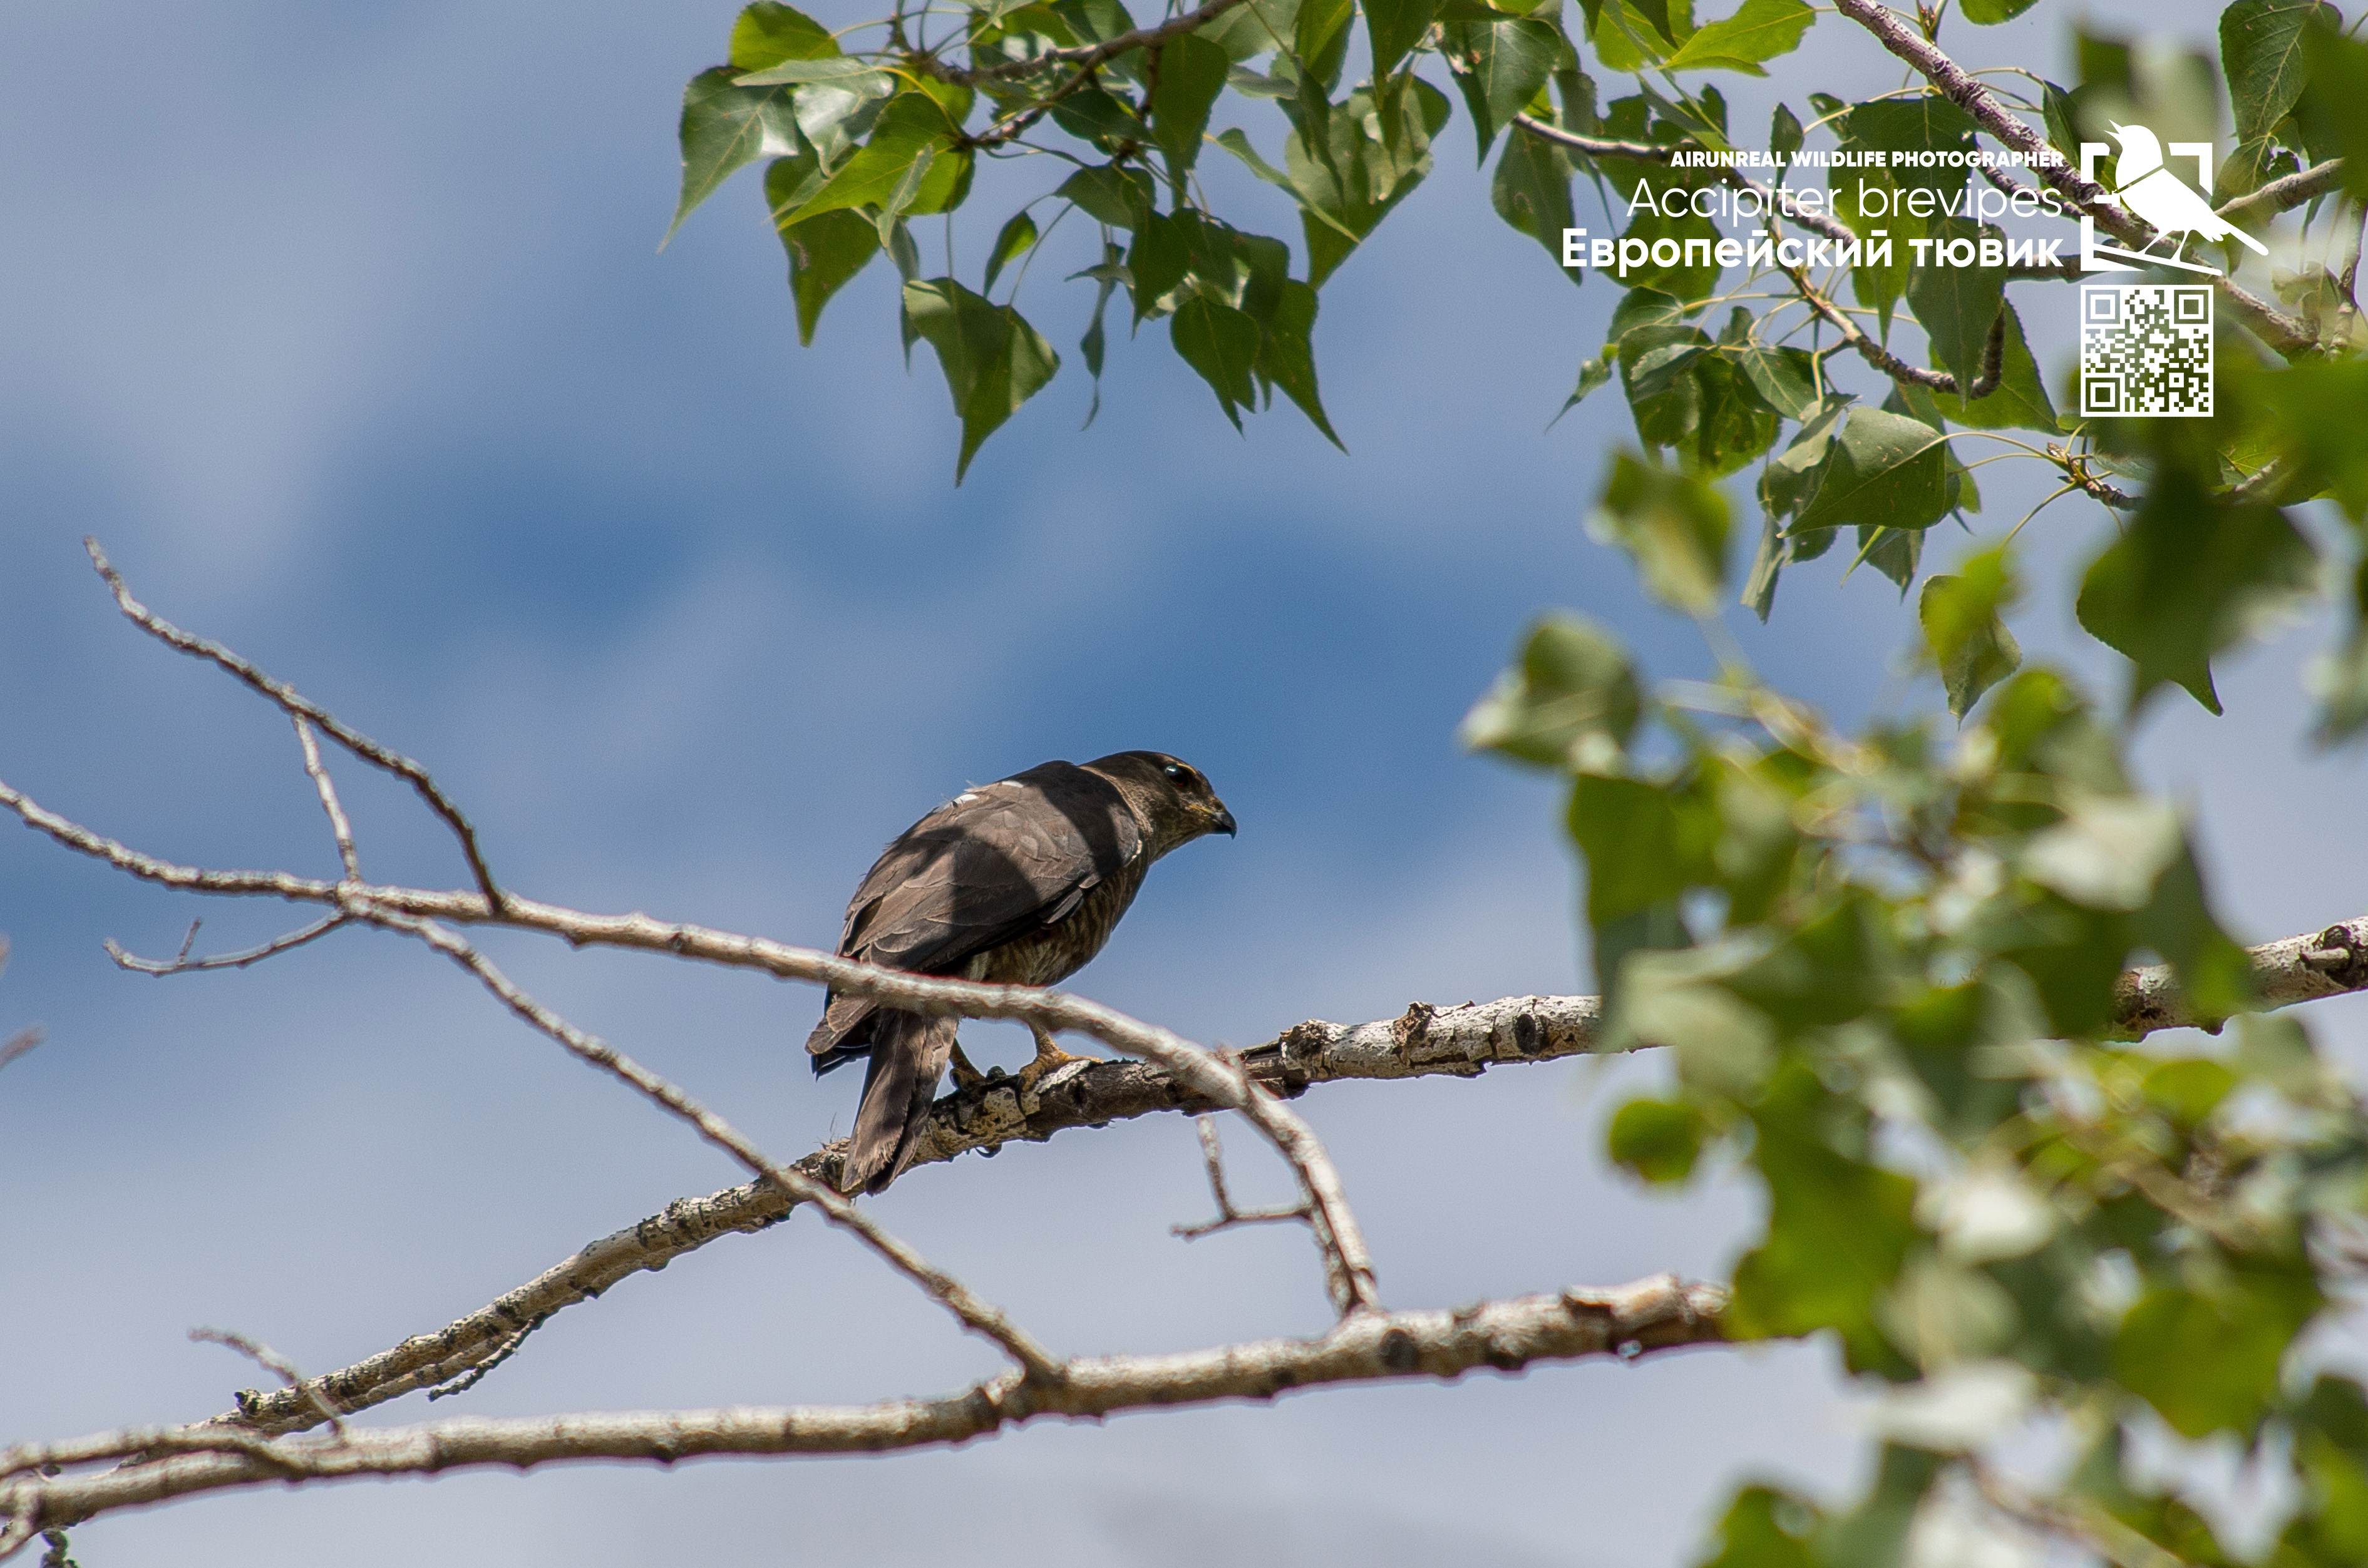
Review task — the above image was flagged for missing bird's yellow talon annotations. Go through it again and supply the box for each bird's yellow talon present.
[949,1043,988,1092]
[1016,1025,1101,1095]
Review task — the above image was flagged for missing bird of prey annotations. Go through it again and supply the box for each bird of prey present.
[2108,122,2269,259]
[808,751,1237,1194]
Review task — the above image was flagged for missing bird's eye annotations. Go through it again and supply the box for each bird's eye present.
[1162,762,1186,781]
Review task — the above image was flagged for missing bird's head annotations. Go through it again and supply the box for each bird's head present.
[1085,751,1237,853]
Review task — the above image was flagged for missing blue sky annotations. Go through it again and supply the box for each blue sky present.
[3,0,2364,1562]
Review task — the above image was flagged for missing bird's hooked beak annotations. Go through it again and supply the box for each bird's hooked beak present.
[1208,802,1238,838]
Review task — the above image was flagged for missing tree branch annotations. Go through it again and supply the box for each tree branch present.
[83,538,504,911]
[2218,159,2349,228]
[14,547,1386,1320]
[198,909,2368,1442]
[382,908,1069,1386]
[0,1274,1729,1550]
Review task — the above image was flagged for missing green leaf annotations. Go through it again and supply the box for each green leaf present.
[1587,450,1731,616]
[1609,1097,1705,1182]
[2074,472,2319,715]
[1151,31,1231,177]
[1197,0,1305,58]
[1919,548,2022,719]
[1734,343,1819,421]
[1171,293,1264,429]
[2114,1276,2320,1437]
[729,2,838,69]
[2302,26,2368,199]
[1461,612,1643,769]
[1770,101,1803,160]
[1055,163,1155,230]
[669,69,802,244]
[1254,279,1346,449]
[1569,774,1700,923]
[1077,240,1123,428]
[1491,130,1579,270]
[1051,0,1140,49]
[982,210,1039,294]
[2222,0,2335,145]
[901,277,1061,481]
[2022,792,2183,911]
[1906,217,2004,394]
[1660,0,1811,73]
[1294,0,1356,73]
[1126,211,1190,319]
[1699,1487,1823,1568]
[1727,1110,1920,1371]
[773,198,879,344]
[1840,95,1980,200]
[1443,18,1561,156]
[2315,556,2368,744]
[1284,80,1448,284]
[1367,0,1446,77]
[734,54,892,86]
[1618,207,1723,302]
[1957,0,2040,22]
[1794,407,1954,533]
[791,71,896,169]
[1901,303,2058,434]
[776,92,971,230]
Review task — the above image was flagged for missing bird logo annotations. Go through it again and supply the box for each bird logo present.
[2078,121,2266,275]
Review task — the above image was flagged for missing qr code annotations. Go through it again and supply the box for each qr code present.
[2081,285,2213,417]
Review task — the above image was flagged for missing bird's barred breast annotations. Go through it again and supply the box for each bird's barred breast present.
[974,855,1151,988]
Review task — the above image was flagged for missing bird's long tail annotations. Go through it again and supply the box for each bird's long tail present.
[841,1010,957,1196]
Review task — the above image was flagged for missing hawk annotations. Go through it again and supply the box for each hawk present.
[808,751,1237,1194]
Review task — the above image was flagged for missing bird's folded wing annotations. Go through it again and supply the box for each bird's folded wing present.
[826,759,1142,984]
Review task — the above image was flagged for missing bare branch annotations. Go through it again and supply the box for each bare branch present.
[204,906,2368,1442]
[378,908,1068,1386]
[11,566,2368,1427]
[0,1028,41,1075]
[1173,1115,1310,1241]
[2218,159,2349,228]
[292,716,361,883]
[189,1328,346,1437]
[1,1275,1729,1548]
[9,558,1383,1311]
[81,539,503,911]
[106,915,350,976]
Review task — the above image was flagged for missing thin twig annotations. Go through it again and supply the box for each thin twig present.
[425,1317,545,1402]
[82,540,504,912]
[378,908,1069,1386]
[292,716,362,883]
[106,915,351,976]
[1173,1115,1310,1240]
[189,1329,347,1438]
[0,1028,41,1075]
